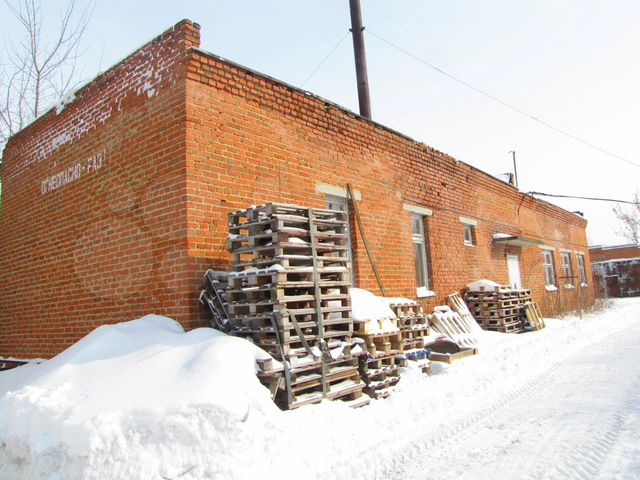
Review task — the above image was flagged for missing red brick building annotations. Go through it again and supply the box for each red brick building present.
[589,244,640,297]
[0,21,595,358]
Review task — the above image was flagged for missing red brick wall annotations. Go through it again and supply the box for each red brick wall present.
[0,20,595,358]
[0,21,201,358]
[589,244,640,262]
[183,48,595,321]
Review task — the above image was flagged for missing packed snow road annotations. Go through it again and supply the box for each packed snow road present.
[396,310,640,480]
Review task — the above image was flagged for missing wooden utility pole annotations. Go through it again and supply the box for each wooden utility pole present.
[349,0,372,119]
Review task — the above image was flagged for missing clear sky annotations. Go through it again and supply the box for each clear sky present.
[2,0,639,245]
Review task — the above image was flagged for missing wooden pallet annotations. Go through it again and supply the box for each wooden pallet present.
[400,324,429,350]
[396,315,429,328]
[429,347,478,364]
[524,301,546,330]
[353,331,403,355]
[389,302,423,319]
[352,317,399,334]
[227,283,350,303]
[447,293,483,334]
[428,306,480,348]
[274,371,365,409]
[480,322,522,333]
[358,352,401,399]
[472,307,521,318]
[228,266,350,287]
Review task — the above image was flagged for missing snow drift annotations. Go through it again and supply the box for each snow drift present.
[0,315,278,479]
[2,300,640,480]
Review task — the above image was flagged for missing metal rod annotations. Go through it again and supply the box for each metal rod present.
[349,0,372,119]
[509,150,519,188]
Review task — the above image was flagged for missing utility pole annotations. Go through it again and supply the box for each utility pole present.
[349,0,372,119]
[509,150,519,188]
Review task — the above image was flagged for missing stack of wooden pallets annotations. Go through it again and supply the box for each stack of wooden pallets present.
[353,321,403,399]
[225,203,368,409]
[389,301,430,351]
[464,286,533,333]
[391,302,432,374]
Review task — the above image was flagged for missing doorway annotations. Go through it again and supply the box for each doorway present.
[507,254,522,289]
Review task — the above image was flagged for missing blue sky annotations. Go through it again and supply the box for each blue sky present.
[2,0,639,244]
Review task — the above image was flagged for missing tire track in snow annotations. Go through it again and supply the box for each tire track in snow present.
[556,374,640,480]
[383,318,640,480]
[380,354,572,479]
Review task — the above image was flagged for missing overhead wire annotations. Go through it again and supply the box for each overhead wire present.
[300,30,351,88]
[365,29,640,170]
[526,192,640,205]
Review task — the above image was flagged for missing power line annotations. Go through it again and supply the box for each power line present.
[365,29,640,170]
[527,191,640,205]
[300,30,350,88]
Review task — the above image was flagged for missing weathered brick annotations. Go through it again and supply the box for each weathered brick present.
[0,20,594,359]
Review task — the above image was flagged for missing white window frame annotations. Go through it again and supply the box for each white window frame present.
[325,194,355,286]
[459,217,477,246]
[412,213,430,290]
[576,253,587,286]
[560,252,574,287]
[542,249,557,289]
[463,224,474,246]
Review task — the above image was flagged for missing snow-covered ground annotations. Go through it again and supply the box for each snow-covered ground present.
[1,298,639,479]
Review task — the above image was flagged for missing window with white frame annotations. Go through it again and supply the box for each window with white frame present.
[561,252,574,286]
[412,213,430,288]
[459,217,477,246]
[576,254,587,285]
[326,194,354,285]
[542,250,557,288]
[463,224,475,245]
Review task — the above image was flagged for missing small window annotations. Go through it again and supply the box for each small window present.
[561,252,574,286]
[411,213,429,289]
[542,250,557,288]
[576,254,587,285]
[463,224,475,246]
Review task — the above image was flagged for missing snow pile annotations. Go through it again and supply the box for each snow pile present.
[466,279,501,292]
[350,288,399,333]
[0,315,278,479]
[2,300,640,479]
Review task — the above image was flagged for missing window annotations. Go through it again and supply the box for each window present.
[326,194,354,285]
[542,250,557,288]
[463,224,475,246]
[576,254,587,285]
[459,217,477,246]
[561,252,574,287]
[412,213,429,289]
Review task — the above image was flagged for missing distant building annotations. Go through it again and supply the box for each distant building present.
[0,20,595,359]
[589,244,640,298]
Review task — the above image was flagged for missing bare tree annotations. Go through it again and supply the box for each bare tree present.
[612,192,640,244]
[0,0,92,149]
